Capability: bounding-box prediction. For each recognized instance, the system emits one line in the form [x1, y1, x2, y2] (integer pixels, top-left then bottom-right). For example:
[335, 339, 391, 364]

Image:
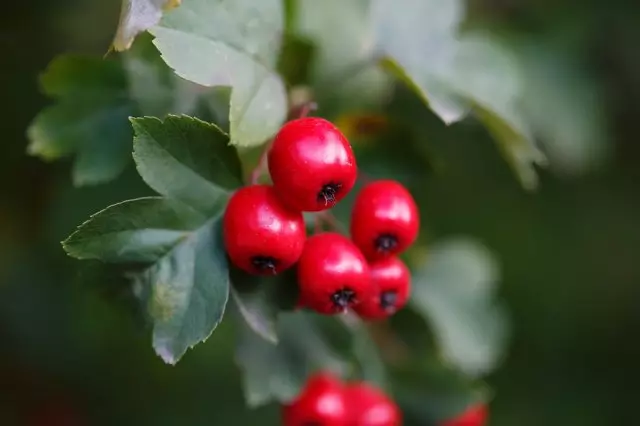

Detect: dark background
[1, 0, 639, 425]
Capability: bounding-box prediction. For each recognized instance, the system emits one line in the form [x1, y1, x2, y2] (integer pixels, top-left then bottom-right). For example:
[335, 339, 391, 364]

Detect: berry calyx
[354, 257, 411, 320]
[223, 185, 306, 275]
[268, 117, 357, 212]
[283, 372, 348, 426]
[297, 233, 371, 314]
[440, 404, 488, 426]
[350, 180, 419, 261]
[344, 382, 402, 426]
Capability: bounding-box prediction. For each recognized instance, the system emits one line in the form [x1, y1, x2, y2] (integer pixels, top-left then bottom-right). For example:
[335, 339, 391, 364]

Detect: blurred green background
[1, 0, 640, 425]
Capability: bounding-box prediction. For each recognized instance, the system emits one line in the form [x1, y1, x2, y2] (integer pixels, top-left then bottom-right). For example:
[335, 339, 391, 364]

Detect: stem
[315, 210, 347, 234]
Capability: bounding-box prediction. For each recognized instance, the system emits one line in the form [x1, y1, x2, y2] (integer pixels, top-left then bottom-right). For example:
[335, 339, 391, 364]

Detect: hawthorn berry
[440, 404, 488, 426]
[354, 257, 411, 320]
[350, 180, 419, 261]
[297, 232, 370, 314]
[283, 371, 348, 426]
[344, 382, 401, 426]
[223, 184, 305, 275]
[268, 117, 357, 212]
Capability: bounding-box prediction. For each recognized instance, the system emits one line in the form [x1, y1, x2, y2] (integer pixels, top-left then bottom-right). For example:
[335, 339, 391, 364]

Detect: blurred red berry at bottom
[283, 372, 348, 426]
[344, 382, 401, 426]
[440, 404, 488, 426]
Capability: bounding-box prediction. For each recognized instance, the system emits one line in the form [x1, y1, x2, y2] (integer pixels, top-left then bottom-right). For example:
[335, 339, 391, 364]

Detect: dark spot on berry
[380, 290, 398, 311]
[374, 233, 398, 253]
[330, 287, 356, 310]
[317, 182, 343, 206]
[251, 256, 278, 274]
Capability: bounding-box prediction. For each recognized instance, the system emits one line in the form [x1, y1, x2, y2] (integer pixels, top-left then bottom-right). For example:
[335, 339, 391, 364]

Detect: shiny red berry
[440, 404, 488, 426]
[283, 372, 348, 426]
[350, 180, 419, 261]
[344, 382, 401, 426]
[297, 232, 370, 314]
[268, 117, 357, 212]
[223, 185, 305, 275]
[354, 257, 411, 320]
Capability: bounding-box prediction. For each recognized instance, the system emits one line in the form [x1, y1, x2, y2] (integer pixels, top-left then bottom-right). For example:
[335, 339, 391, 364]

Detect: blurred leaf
[296, 0, 392, 112]
[410, 238, 509, 377]
[235, 311, 350, 407]
[122, 33, 202, 116]
[112, 0, 182, 52]
[131, 115, 242, 215]
[230, 266, 299, 344]
[513, 41, 610, 176]
[149, 0, 287, 147]
[63, 197, 206, 263]
[27, 55, 134, 186]
[372, 0, 547, 189]
[393, 361, 489, 423]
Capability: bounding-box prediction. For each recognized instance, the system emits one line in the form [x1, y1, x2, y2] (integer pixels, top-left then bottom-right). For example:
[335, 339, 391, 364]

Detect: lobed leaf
[372, 0, 547, 188]
[131, 115, 242, 215]
[410, 238, 509, 377]
[149, 0, 287, 147]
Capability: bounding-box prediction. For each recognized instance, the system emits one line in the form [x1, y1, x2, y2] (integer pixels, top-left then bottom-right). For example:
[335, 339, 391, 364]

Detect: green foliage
[149, 0, 287, 147]
[410, 238, 509, 377]
[235, 311, 350, 407]
[46, 0, 523, 415]
[63, 115, 241, 363]
[27, 55, 135, 185]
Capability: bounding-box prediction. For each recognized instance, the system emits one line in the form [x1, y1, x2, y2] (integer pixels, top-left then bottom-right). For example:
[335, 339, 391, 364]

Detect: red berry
[223, 185, 305, 275]
[268, 117, 357, 212]
[354, 257, 411, 320]
[350, 180, 419, 261]
[283, 372, 348, 426]
[344, 382, 401, 426]
[440, 404, 488, 426]
[297, 233, 370, 314]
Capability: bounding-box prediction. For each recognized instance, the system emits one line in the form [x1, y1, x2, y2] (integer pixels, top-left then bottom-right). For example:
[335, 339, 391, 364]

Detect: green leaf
[112, 0, 182, 52]
[131, 115, 243, 215]
[135, 216, 229, 364]
[372, 0, 547, 189]
[410, 238, 509, 377]
[63, 197, 207, 263]
[230, 266, 299, 344]
[235, 311, 350, 407]
[149, 0, 287, 147]
[393, 361, 489, 423]
[296, 0, 392, 112]
[122, 33, 202, 117]
[27, 55, 134, 186]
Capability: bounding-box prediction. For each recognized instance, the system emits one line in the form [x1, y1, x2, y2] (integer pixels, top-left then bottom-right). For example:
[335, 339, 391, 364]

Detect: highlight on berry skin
[268, 117, 357, 212]
[350, 179, 420, 261]
[222, 185, 306, 275]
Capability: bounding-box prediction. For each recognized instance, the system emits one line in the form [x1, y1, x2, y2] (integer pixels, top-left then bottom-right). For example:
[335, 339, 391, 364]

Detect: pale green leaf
[149, 0, 287, 147]
[372, 0, 548, 188]
[410, 238, 509, 377]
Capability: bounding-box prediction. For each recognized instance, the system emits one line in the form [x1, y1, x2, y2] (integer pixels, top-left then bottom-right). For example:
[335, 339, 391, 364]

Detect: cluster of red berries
[223, 117, 419, 319]
[283, 372, 489, 426]
[283, 371, 401, 426]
